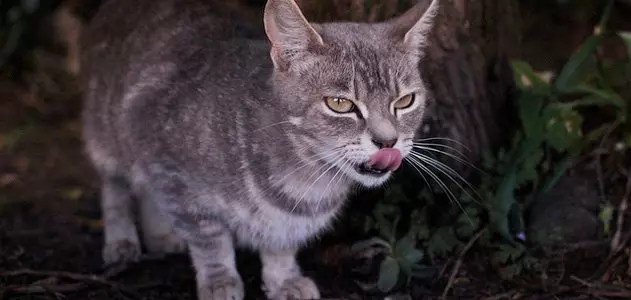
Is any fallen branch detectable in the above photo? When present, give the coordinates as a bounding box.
[610,167,631,252]
[442,227,487,298]
[0,264,139,298]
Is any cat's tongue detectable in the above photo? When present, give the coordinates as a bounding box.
[367,148,402,171]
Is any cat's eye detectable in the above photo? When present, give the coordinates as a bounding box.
[325,97,356,114]
[394,93,415,110]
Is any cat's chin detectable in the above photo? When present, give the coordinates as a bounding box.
[347,166,393,188]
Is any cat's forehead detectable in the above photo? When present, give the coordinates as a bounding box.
[316,22,400,56]
[313,23,420,97]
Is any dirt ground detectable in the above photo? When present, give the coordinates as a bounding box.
[1,1,631,300]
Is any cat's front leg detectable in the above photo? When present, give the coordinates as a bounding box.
[260,248,320,300]
[143,164,244,300]
[188,226,244,300]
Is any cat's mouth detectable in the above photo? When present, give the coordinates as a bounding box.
[355,163,390,176]
[354,148,403,177]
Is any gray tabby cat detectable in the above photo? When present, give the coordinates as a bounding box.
[80,0,440,299]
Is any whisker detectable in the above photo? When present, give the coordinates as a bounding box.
[317,158,349,211]
[253,120,293,132]
[403,157,434,194]
[412,144,484,174]
[258,148,342,201]
[414,137,472,152]
[405,156,473,224]
[409,152,482,204]
[291,154,345,213]
[270,146,344,188]
[412,142,465,155]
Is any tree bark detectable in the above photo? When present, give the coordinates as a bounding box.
[421,0,521,172]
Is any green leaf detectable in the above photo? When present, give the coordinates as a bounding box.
[560,85,625,108]
[456,207,481,238]
[394,233,416,258]
[504,244,525,261]
[619,31,631,60]
[492,248,511,265]
[555,35,602,92]
[350,237,392,254]
[516,148,544,186]
[401,249,424,266]
[416,225,430,241]
[377,256,400,292]
[399,259,412,278]
[600,203,614,234]
[543,107,584,152]
[518,92,545,139]
[488,170,518,244]
[499,263,523,280]
[427,227,459,259]
[410,264,437,280]
[510,60,551,94]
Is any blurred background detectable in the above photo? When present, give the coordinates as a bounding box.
[1,0,631,299]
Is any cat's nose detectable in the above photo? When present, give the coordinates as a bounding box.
[372,138,398,149]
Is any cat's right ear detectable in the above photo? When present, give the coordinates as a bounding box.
[264,0,325,71]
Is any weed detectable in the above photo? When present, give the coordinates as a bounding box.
[351,0,631,293]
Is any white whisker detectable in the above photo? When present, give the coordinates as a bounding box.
[409,152,481,204]
[270,146,343,188]
[405,155,472,224]
[412,144,483,174]
[414,137,472,152]
[403,157,434,194]
[291,154,345,213]
[253,120,293,132]
[317,158,349,211]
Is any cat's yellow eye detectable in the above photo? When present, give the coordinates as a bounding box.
[325,97,356,114]
[394,94,415,110]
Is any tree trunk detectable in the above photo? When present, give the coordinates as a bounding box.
[421,0,521,172]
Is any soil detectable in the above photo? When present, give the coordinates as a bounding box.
[1,1,631,300]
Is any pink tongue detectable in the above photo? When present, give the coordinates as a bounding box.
[367,148,402,171]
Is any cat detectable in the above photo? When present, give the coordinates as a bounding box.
[79,0,440,299]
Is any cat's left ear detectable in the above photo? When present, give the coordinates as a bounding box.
[388,0,440,54]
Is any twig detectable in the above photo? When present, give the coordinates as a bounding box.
[483,291,517,300]
[570,275,592,288]
[433,257,454,284]
[0,265,139,298]
[594,228,631,282]
[441,228,487,298]
[611,168,631,251]
[570,276,631,299]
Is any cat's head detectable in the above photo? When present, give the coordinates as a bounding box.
[264,0,439,188]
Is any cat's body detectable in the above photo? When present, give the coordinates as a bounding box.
[80,0,439,299]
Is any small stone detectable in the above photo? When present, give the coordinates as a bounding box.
[527,170,603,247]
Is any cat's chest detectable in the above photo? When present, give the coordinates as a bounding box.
[230,201,338,249]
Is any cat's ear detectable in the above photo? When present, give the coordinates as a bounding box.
[264,0,325,70]
[388,0,440,54]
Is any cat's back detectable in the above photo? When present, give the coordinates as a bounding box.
[80,0,266,171]
[81,0,263,92]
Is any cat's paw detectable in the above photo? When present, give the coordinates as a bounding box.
[271,276,320,300]
[103,238,141,266]
[144,232,187,255]
[197,276,245,300]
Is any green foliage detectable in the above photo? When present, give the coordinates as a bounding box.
[350,230,425,293]
[354,0,631,293]
[488,0,628,246]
